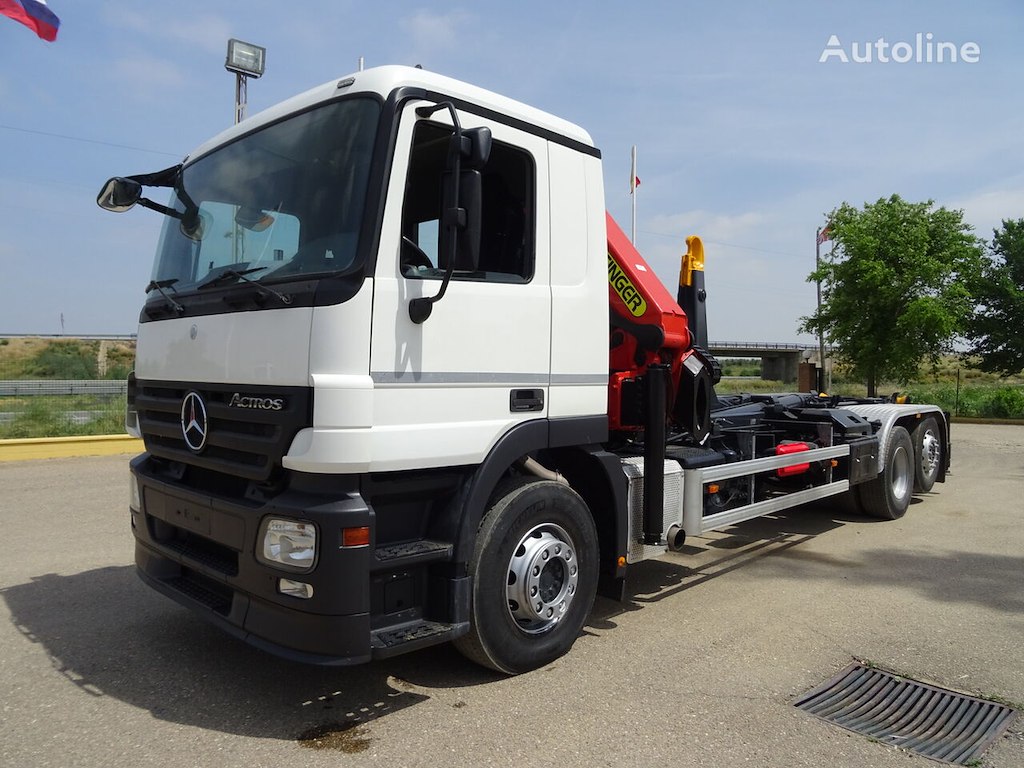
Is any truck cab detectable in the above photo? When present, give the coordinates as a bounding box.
[112,66,615,670]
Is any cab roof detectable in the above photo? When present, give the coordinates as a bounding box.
[187,64,595,163]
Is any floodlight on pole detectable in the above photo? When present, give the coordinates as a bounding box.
[226,38,265,125]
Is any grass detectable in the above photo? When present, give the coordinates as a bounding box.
[0,338,134,438]
[716,378,788,393]
[905,382,1024,419]
[719,357,763,377]
[0,395,126,439]
[0,337,134,380]
[825,359,1024,419]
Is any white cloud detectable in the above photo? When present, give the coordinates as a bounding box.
[400,9,471,47]
[163,15,235,54]
[648,209,770,246]
[109,55,187,99]
[103,7,233,54]
[397,9,475,66]
[950,186,1024,239]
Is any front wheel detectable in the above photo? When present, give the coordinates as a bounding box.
[454,480,599,674]
[857,425,914,520]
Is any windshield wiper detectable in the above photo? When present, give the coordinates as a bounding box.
[145,278,184,314]
[197,267,291,305]
[196,266,266,289]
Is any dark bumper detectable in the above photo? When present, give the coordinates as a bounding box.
[131,454,375,664]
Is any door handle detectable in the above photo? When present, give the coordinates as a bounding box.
[510,389,544,412]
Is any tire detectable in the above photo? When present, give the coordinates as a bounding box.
[454,479,599,674]
[857,425,914,520]
[912,416,943,493]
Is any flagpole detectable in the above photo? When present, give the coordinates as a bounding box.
[630,145,637,245]
[815,227,826,392]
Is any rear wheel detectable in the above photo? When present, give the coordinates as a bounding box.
[454,479,599,674]
[857,425,914,520]
[912,416,943,493]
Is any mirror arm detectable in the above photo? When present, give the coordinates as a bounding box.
[136,197,183,219]
[408,261,457,324]
[410,101,465,325]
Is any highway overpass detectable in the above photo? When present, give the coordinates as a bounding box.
[708,341,827,383]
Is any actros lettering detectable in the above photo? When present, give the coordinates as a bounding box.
[229,393,285,410]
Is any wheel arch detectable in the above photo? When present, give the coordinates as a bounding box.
[450,420,549,568]
[544,445,628,600]
[450,418,627,600]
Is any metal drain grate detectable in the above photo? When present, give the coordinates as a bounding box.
[794,663,1018,765]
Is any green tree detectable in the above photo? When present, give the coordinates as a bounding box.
[964,219,1024,375]
[801,195,983,396]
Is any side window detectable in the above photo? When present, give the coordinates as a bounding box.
[401,120,534,283]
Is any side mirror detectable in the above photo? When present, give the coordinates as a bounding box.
[439,168,482,271]
[435,126,489,273]
[408,104,490,324]
[461,126,492,170]
[96,177,143,213]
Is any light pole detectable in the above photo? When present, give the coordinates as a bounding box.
[225,38,266,125]
[815,225,831,392]
[225,39,265,264]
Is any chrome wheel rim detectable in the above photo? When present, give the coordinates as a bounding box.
[506,523,579,635]
[891,443,911,501]
[920,429,940,480]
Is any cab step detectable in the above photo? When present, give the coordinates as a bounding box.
[370,619,468,658]
[374,539,453,568]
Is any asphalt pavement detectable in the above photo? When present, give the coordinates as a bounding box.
[1,423,1021,767]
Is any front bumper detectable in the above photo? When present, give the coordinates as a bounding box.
[130,453,375,664]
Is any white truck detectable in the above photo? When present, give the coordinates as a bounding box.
[98,65,949,674]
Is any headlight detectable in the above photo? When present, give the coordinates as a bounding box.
[258,518,317,572]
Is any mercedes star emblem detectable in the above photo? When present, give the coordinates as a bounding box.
[180,391,208,452]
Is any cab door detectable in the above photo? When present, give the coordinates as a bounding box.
[368,99,551,471]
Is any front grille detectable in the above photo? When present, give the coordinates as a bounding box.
[166,570,233,615]
[148,514,239,576]
[136,380,311,482]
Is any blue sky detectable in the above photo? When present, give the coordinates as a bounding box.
[2,1,1022,341]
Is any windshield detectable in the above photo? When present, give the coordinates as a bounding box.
[150,97,380,292]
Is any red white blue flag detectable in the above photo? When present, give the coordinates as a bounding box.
[0,0,60,41]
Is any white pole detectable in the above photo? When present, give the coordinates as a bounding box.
[234,72,246,124]
[630,145,637,245]
[815,228,826,392]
